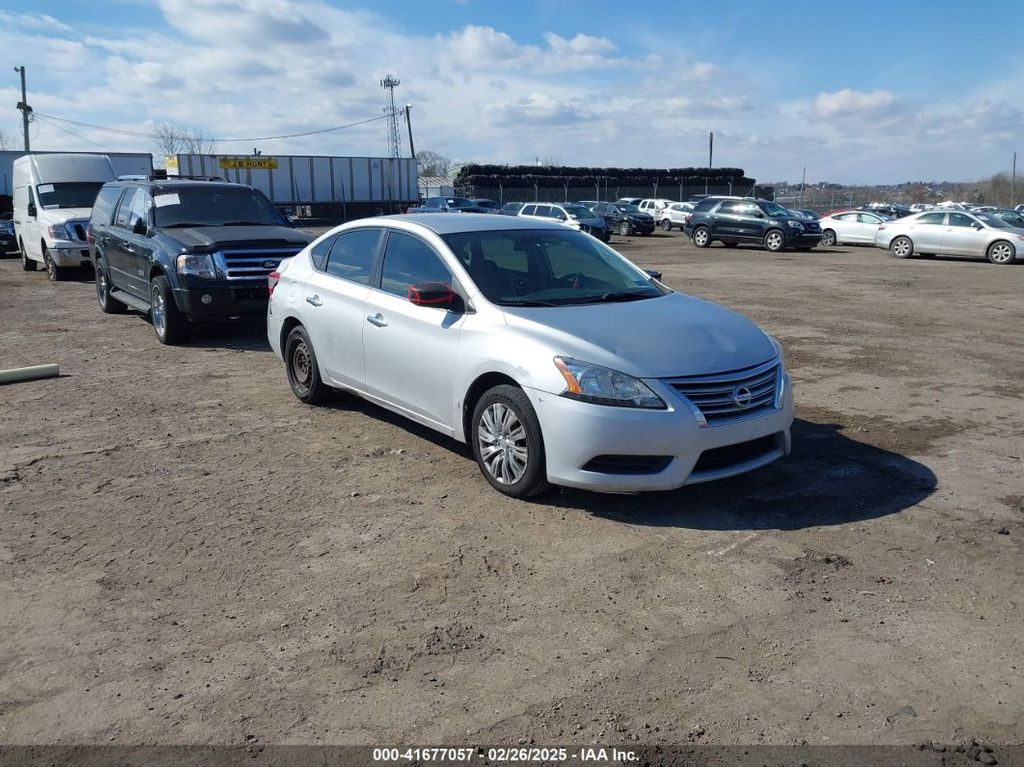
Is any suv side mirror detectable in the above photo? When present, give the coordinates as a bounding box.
[644,269,663,281]
[132,218,149,235]
[754,211,765,218]
[408,281,459,311]
[27,201,36,218]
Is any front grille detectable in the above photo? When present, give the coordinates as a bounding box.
[692,435,779,473]
[232,286,267,302]
[66,221,88,241]
[213,248,300,280]
[667,360,780,425]
[581,455,673,475]
[804,222,821,232]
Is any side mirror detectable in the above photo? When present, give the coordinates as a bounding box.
[754,211,765,218]
[972,222,983,230]
[408,281,459,310]
[132,218,149,235]
[27,202,36,218]
[644,269,663,281]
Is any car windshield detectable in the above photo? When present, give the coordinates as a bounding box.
[37,182,104,210]
[762,202,793,218]
[563,204,593,220]
[443,229,667,307]
[975,214,1009,228]
[615,204,641,214]
[448,198,477,209]
[152,186,286,227]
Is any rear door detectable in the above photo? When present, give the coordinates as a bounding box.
[302,228,382,388]
[908,211,946,252]
[362,229,466,431]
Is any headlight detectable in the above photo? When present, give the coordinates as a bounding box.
[786,220,805,230]
[176,253,217,279]
[553,357,665,409]
[767,334,786,365]
[46,224,71,240]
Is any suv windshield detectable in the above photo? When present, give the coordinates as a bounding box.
[152,186,286,227]
[447,198,477,209]
[38,182,104,210]
[615,204,641,214]
[443,229,667,307]
[563,204,592,220]
[762,202,793,218]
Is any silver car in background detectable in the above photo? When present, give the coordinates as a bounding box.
[268,214,793,498]
[875,210,1024,264]
[657,202,695,231]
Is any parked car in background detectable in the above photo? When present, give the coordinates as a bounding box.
[0,213,17,255]
[267,213,793,497]
[473,198,502,212]
[657,202,694,231]
[684,197,822,251]
[637,198,674,220]
[614,197,643,207]
[517,202,610,241]
[986,209,1024,228]
[90,178,311,344]
[819,210,889,246]
[406,196,489,214]
[1015,204,1024,213]
[500,202,525,216]
[874,210,1024,264]
[791,209,820,222]
[587,202,656,236]
[909,203,935,212]
[13,153,117,279]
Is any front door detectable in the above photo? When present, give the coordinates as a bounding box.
[121,187,156,296]
[106,185,139,294]
[941,212,986,257]
[362,230,465,432]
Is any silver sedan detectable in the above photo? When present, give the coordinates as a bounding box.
[268,214,793,497]
[874,210,1024,264]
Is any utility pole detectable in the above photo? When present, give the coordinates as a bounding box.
[404,104,415,159]
[1012,151,1017,207]
[14,65,31,152]
[705,131,713,194]
[799,166,806,206]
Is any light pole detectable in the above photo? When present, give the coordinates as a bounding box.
[14,65,31,152]
[1012,151,1017,207]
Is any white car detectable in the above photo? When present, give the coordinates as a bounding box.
[657,202,695,231]
[516,202,610,242]
[637,198,675,221]
[267,214,794,497]
[819,210,889,246]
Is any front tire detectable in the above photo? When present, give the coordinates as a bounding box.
[95,259,126,314]
[763,229,785,252]
[20,241,37,271]
[150,275,191,344]
[821,229,837,247]
[472,385,549,498]
[618,220,632,237]
[661,219,673,232]
[890,236,914,259]
[987,240,1015,265]
[285,326,328,404]
[43,246,70,281]
[692,226,711,248]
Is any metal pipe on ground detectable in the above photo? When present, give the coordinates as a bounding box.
[0,364,60,385]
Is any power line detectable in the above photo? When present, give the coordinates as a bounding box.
[35,114,113,151]
[32,111,396,144]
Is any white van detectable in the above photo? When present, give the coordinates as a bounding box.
[12,153,117,280]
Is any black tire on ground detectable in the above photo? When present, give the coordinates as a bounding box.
[20,241,37,271]
[472,384,550,499]
[150,275,191,344]
[42,246,70,281]
[661,219,673,231]
[821,229,837,247]
[95,258,126,314]
[285,325,329,405]
[692,226,711,248]
[890,236,914,259]
[618,220,632,237]
[763,229,786,252]
[986,239,1015,265]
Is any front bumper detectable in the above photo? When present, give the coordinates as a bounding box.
[788,231,822,247]
[48,241,92,266]
[172,280,268,320]
[525,375,794,492]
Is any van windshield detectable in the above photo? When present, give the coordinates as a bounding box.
[37,182,105,210]
[152,186,286,227]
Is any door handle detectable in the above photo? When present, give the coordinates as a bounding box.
[366,313,388,327]
[124,243,136,252]
[306,294,322,307]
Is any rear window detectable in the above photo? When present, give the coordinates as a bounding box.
[694,199,717,212]
[91,186,124,226]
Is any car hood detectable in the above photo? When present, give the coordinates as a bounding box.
[501,292,776,378]
[163,225,311,250]
[39,207,92,223]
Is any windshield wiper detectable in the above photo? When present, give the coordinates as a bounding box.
[498,299,561,307]
[220,220,269,226]
[162,222,207,228]
[595,290,655,303]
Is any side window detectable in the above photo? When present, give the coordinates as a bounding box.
[917,212,946,225]
[521,205,537,216]
[309,233,338,271]
[947,213,975,228]
[325,228,381,285]
[380,231,453,298]
[535,205,551,217]
[91,186,123,226]
[857,213,880,224]
[113,186,138,229]
[548,207,565,220]
[126,189,152,231]
[717,201,740,214]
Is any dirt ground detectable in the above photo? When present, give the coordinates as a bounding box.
[0,230,1021,750]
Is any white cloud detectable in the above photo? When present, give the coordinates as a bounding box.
[812,88,896,119]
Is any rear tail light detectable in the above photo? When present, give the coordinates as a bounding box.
[268,271,281,296]
[684,213,692,222]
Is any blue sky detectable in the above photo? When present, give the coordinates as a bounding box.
[1,0,1021,184]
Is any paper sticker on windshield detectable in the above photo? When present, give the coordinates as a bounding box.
[153,193,180,207]
[38,184,54,194]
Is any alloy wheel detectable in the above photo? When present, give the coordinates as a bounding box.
[989,241,1013,264]
[891,237,912,258]
[765,231,784,251]
[477,402,529,485]
[96,268,108,305]
[151,287,167,337]
[693,228,709,247]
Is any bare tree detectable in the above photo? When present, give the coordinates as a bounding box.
[153,121,218,164]
[0,127,14,151]
[182,127,217,156]
[416,149,451,177]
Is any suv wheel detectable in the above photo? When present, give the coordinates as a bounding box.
[285,325,329,404]
[661,219,673,232]
[472,385,550,499]
[150,275,191,344]
[20,241,37,271]
[821,229,837,247]
[763,230,786,252]
[890,236,914,259]
[692,226,711,248]
[618,221,632,237]
[43,246,69,281]
[95,259,126,314]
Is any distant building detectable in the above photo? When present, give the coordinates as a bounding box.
[418,175,454,199]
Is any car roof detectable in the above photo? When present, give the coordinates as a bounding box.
[381,213,570,234]
[101,178,250,193]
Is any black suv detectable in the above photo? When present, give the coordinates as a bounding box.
[89,179,311,344]
[683,197,821,251]
[584,202,656,236]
